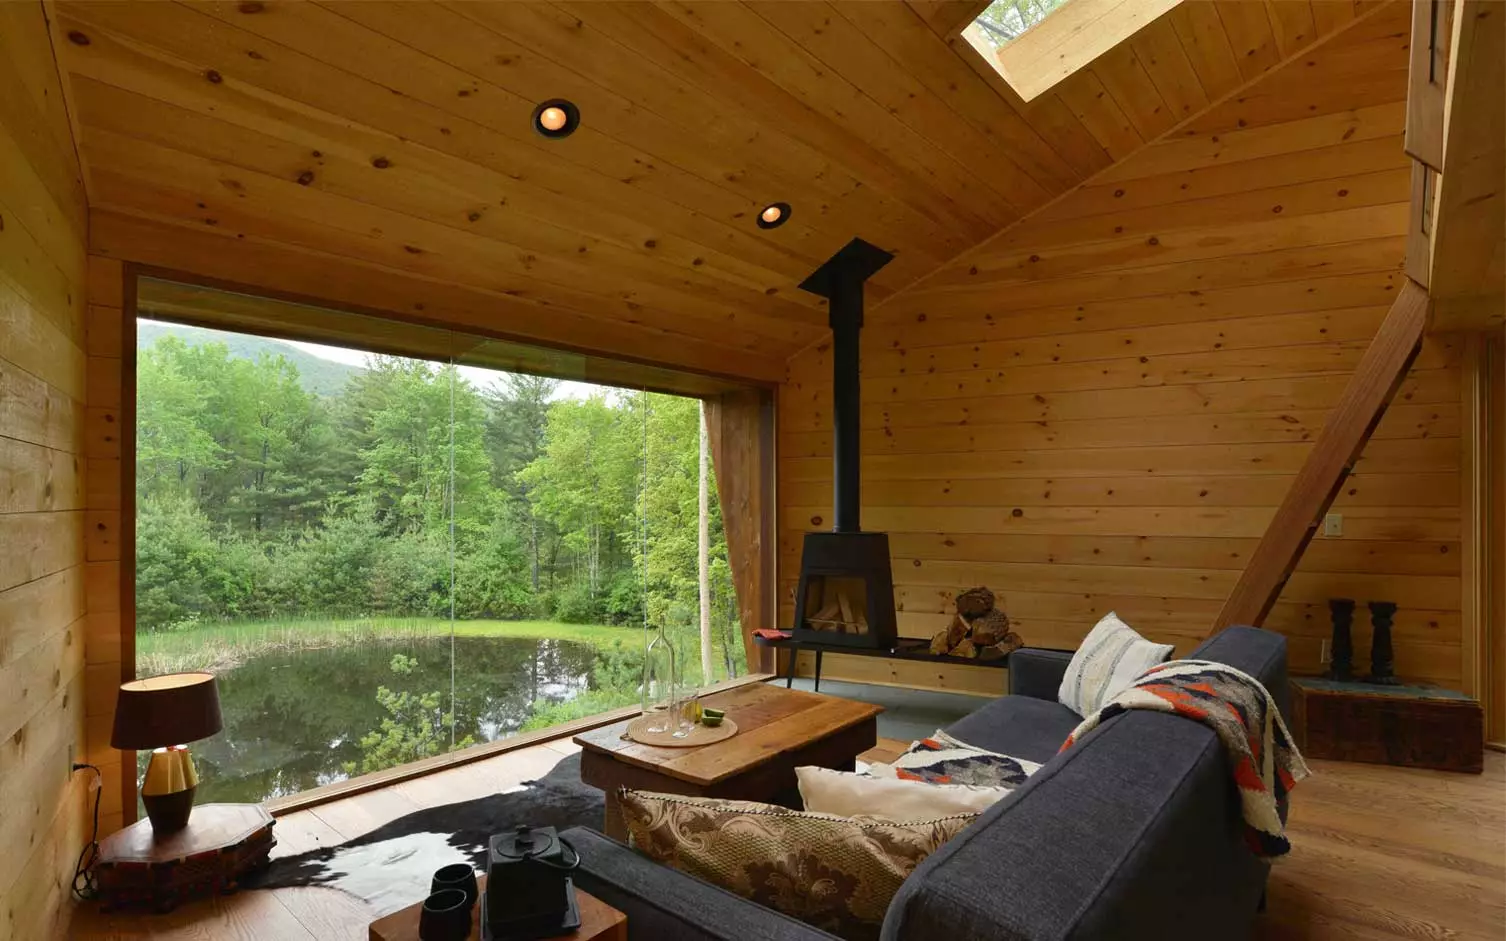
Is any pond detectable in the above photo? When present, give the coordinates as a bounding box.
[182,635,599,804]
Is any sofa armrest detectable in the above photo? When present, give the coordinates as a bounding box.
[1008,648,1074,701]
[562,827,837,941]
[881,711,1268,941]
[1189,626,1290,721]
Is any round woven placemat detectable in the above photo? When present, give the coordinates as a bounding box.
[625,714,739,747]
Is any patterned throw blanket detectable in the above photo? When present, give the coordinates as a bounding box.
[1061,659,1310,858]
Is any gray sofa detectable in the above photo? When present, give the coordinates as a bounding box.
[563,626,1288,941]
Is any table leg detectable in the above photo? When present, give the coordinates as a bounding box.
[814,649,823,693]
[602,788,628,842]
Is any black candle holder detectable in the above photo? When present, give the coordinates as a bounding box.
[1366,600,1400,685]
[1323,598,1356,681]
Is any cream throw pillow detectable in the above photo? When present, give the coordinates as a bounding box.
[1058,612,1174,717]
[797,765,1009,820]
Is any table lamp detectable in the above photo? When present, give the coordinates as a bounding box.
[111,672,223,835]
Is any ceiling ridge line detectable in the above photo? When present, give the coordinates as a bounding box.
[778,0,1407,370]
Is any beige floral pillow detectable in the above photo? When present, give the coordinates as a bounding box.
[618,788,976,941]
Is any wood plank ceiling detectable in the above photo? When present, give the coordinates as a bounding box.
[50,0,1370,381]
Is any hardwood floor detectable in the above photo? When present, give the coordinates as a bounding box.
[68,738,1505,940]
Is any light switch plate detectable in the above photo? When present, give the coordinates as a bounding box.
[1322,513,1343,537]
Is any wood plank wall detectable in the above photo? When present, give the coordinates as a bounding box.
[778,3,1468,692]
[0,2,91,937]
[81,257,129,839]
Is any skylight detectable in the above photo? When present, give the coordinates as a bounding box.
[964,0,1180,102]
[968,0,1071,52]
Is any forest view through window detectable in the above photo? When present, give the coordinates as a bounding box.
[135,319,744,803]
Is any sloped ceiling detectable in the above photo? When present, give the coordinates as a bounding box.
[49,0,1381,380]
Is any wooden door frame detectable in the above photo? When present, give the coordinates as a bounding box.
[1467,329,1506,746]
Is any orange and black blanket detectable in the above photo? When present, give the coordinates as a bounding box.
[1060,659,1310,859]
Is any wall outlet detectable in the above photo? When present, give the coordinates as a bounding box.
[1322,513,1343,537]
[1320,639,1331,664]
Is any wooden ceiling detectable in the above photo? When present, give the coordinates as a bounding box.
[50,0,1378,381]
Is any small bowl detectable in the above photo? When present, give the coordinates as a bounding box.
[431,862,478,912]
[418,888,471,940]
[701,713,725,727]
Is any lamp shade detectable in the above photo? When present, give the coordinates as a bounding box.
[110,672,223,750]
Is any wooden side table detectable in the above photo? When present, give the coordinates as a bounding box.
[368,876,625,941]
[96,803,276,912]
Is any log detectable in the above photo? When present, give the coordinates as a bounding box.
[929,629,952,656]
[995,632,1024,657]
[945,613,969,649]
[952,638,979,659]
[955,587,995,620]
[837,591,856,628]
[971,609,1011,646]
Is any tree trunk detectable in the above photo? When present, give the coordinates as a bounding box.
[529,514,539,592]
[699,403,713,684]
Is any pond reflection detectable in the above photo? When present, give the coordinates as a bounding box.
[185,636,597,803]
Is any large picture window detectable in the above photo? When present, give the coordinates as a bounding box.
[134,311,746,803]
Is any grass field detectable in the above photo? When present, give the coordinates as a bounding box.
[137,617,642,675]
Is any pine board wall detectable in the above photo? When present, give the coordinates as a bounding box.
[779,5,1467,694]
[0,3,92,938]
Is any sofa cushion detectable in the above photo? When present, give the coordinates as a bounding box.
[798,766,1010,819]
[619,789,976,941]
[567,826,840,941]
[941,695,1082,764]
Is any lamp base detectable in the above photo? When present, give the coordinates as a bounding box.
[143,786,197,834]
[141,745,201,836]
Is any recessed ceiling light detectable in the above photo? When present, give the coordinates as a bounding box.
[531,99,580,139]
[757,202,791,229]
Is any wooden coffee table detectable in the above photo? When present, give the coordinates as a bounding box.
[575,683,882,840]
[368,876,625,941]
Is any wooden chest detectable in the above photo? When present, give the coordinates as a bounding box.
[1289,677,1484,774]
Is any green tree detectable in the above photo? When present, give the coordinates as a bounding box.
[517,394,638,621]
[136,338,221,496]
[135,494,262,629]
[344,653,474,775]
[486,374,559,593]
[352,358,493,537]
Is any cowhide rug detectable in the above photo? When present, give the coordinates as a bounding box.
[249,753,603,917]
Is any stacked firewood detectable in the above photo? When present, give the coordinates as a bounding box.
[929,587,1023,661]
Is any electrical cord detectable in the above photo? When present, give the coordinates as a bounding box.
[71,763,102,902]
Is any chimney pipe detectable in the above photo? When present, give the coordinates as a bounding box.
[799,238,894,534]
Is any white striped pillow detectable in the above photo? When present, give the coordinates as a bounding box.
[1058,612,1174,717]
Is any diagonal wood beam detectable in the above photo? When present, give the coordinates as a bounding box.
[1211,280,1433,635]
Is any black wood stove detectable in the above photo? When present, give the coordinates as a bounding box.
[790,238,898,650]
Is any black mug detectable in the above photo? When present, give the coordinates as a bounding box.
[432,863,479,912]
[419,888,471,941]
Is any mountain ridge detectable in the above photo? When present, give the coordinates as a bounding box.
[138,321,365,397]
